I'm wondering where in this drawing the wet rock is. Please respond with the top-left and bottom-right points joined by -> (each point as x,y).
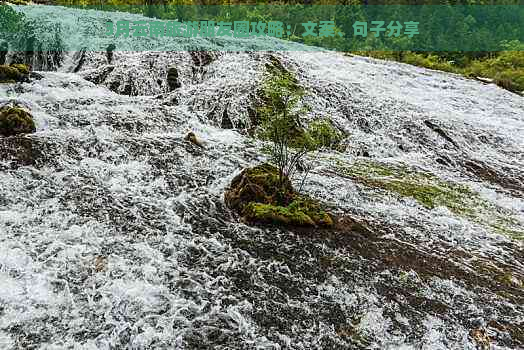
0,105 -> 36,137
356,117 -> 372,133
184,132 -> 204,148
29,71 -> 44,80
0,64 -> 30,83
72,48 -> 86,73
106,43 -> 116,64
83,65 -> 115,85
224,164 -> 333,227
470,328 -> 490,350
0,136 -> 36,167
220,106 -> 233,129
0,41 -> 8,65
190,51 -> 213,67
167,66 -> 181,90
94,256 -> 108,272
424,120 -> 458,148
462,159 -> 524,196
436,154 -> 453,166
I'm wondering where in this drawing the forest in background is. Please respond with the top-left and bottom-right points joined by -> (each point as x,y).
2,0 -> 524,93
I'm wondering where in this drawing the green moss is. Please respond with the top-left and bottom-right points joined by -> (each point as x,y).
0,64 -> 29,83
336,160 -> 523,240
242,195 -> 333,228
0,106 -> 36,136
9,63 -> 29,75
307,118 -> 344,150
243,202 -> 315,226
339,160 -> 477,215
0,65 -> 22,81
495,272 -> 523,288
287,196 -> 334,227
0,79 -> 16,84
225,163 -> 334,228
225,163 -> 294,211
264,55 -> 302,93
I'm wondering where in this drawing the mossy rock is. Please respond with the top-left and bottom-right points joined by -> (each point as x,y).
242,196 -> 334,228
10,63 -> 30,75
0,106 -> 36,137
308,118 -> 345,150
0,65 -> 22,81
225,163 -> 294,211
225,163 -> 333,228
0,64 -> 30,83
243,202 -> 316,226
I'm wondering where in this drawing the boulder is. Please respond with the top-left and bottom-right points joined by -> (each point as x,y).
0,64 -> 30,83
184,132 -> 204,148
167,67 -> 181,90
224,163 -> 333,228
225,163 -> 294,211
0,105 -> 36,137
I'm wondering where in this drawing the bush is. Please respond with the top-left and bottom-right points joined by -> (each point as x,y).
257,57 -> 316,190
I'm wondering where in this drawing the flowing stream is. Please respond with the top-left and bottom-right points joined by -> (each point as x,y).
0,4 -> 523,349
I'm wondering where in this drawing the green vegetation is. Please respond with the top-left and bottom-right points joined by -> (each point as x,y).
224,163 -> 295,210
358,47 -> 524,94
256,56 -> 346,189
224,163 -> 333,228
336,159 -> 524,239
307,118 -> 344,150
5,1 -> 522,94
9,63 -> 29,75
341,160 -> 476,215
256,56 -> 315,187
0,106 -> 36,136
243,196 -> 333,227
0,4 -> 25,34
0,64 -> 29,83
227,57 -> 341,228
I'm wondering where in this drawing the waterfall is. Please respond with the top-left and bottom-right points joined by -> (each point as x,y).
0,4 -> 523,350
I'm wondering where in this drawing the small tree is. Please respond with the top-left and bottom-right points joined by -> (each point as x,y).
257,69 -> 315,192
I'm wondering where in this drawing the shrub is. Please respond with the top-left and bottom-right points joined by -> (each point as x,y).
257,57 -> 316,190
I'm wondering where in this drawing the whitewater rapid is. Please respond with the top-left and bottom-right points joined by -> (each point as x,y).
0,4 -> 523,349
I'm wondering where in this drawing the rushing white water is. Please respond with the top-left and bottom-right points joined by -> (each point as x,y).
0,4 -> 523,350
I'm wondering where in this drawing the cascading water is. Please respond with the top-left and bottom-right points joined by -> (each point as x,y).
1,4 -> 523,350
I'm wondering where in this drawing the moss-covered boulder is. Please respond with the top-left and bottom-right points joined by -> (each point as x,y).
9,63 -> 29,75
0,106 -> 36,136
225,163 -> 333,228
242,196 -> 333,227
225,163 -> 294,211
0,64 -> 30,83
